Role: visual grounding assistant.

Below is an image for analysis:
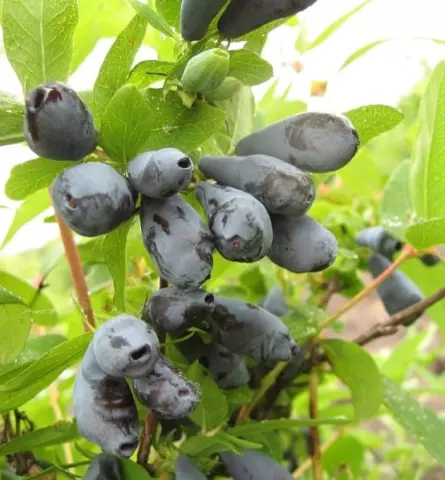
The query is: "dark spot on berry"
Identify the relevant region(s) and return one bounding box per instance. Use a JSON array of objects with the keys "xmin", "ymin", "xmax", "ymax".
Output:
[
  {"xmin": 178, "ymin": 388, "xmax": 190, "ymax": 397},
  {"xmin": 204, "ymin": 293, "xmax": 214, "ymax": 305},
  {"xmin": 153, "ymin": 213, "xmax": 170, "ymax": 234},
  {"xmin": 176, "ymin": 206, "xmax": 186, "ymax": 220},
  {"xmin": 130, "ymin": 345, "xmax": 151, "ymax": 360},
  {"xmin": 110, "ymin": 336, "xmax": 130, "ymax": 349}
]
